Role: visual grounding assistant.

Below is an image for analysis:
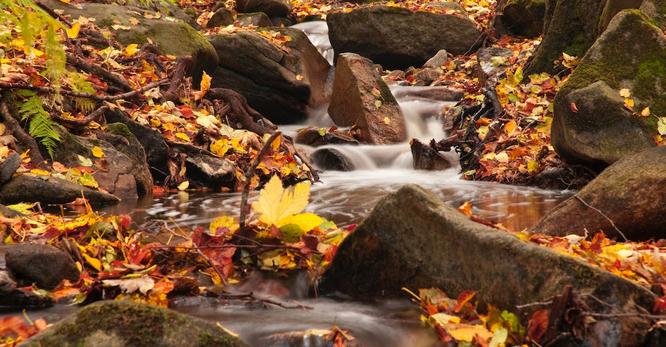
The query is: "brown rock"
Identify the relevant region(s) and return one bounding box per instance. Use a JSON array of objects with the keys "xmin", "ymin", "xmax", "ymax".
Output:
[
  {"xmin": 294, "ymin": 127, "xmax": 359, "ymax": 147},
  {"xmin": 410, "ymin": 139, "xmax": 451, "ymax": 170},
  {"xmin": 531, "ymin": 146, "xmax": 666, "ymax": 241},
  {"xmin": 328, "ymin": 53, "xmax": 407, "ymax": 144}
]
